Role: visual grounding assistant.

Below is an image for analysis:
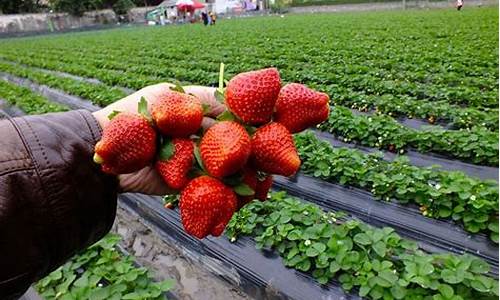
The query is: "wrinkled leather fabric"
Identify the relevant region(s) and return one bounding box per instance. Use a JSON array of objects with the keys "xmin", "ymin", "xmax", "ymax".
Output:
[{"xmin": 0, "ymin": 110, "xmax": 118, "ymax": 299}]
